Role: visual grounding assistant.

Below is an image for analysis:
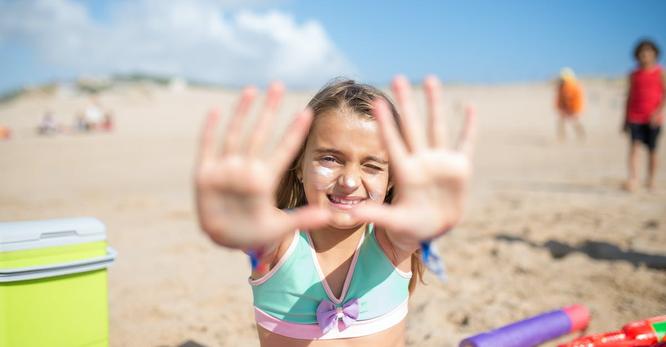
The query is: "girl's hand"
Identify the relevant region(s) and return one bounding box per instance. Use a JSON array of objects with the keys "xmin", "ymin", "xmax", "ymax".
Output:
[
  {"xmin": 649, "ymin": 113, "xmax": 661, "ymax": 128},
  {"xmin": 194, "ymin": 83, "xmax": 329, "ymax": 249},
  {"xmin": 351, "ymin": 75, "xmax": 476, "ymax": 248}
]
